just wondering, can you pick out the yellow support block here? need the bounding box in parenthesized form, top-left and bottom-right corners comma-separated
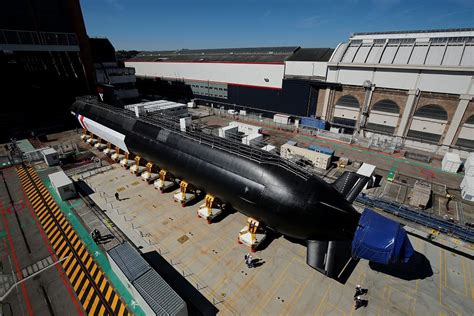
(146, 162, 153, 173)
(180, 181, 188, 200)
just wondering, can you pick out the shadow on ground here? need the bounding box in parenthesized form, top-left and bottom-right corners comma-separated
(369, 251, 433, 280)
(75, 179, 95, 196)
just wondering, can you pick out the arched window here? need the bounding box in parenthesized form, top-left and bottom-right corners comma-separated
(336, 95, 359, 108)
(407, 104, 448, 143)
(365, 100, 400, 134)
(372, 99, 399, 114)
(465, 115, 474, 125)
(413, 104, 447, 121)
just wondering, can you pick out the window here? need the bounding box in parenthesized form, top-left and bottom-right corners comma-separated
(388, 38, 415, 44)
(336, 95, 359, 108)
(406, 130, 441, 143)
(372, 100, 399, 114)
(366, 123, 396, 134)
(413, 104, 448, 121)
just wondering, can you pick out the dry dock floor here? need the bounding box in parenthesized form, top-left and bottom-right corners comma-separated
(85, 165, 473, 315)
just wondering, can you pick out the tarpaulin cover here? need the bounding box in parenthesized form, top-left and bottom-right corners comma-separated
(352, 208, 414, 264)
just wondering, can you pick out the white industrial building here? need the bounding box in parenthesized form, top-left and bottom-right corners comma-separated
(126, 28, 474, 155)
(319, 28, 474, 154)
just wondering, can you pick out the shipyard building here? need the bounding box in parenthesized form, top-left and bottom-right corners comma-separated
(126, 28, 474, 154)
(1, 1, 137, 142)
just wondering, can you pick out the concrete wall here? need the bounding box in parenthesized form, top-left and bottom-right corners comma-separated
(284, 61, 328, 78)
(125, 61, 285, 89)
(327, 66, 474, 95)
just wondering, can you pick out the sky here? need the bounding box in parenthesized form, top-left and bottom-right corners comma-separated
(81, 0, 474, 51)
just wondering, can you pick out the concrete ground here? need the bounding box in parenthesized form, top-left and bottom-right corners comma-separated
(84, 165, 474, 315)
(0, 167, 82, 315)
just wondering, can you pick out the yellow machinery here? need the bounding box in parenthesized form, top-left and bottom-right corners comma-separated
(238, 217, 266, 252)
(154, 169, 175, 192)
(80, 129, 90, 140)
(120, 152, 134, 169)
(141, 162, 159, 182)
(173, 180, 197, 207)
(130, 156, 146, 175)
(103, 142, 114, 155)
(111, 146, 123, 161)
(86, 132, 97, 145)
(159, 169, 167, 182)
(95, 137, 106, 149)
(197, 194, 223, 223)
(180, 181, 188, 201)
(146, 162, 153, 173)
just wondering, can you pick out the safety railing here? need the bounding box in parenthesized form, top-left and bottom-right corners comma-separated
(77, 96, 311, 180)
(0, 29, 78, 46)
(356, 194, 474, 243)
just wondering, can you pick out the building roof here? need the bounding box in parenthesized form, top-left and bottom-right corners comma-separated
(48, 171, 72, 187)
(353, 28, 474, 36)
(330, 30, 474, 68)
(128, 46, 299, 63)
(286, 48, 334, 62)
(108, 242, 186, 315)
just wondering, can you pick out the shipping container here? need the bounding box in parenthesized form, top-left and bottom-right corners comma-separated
(218, 125, 239, 139)
(228, 121, 262, 135)
(242, 133, 263, 147)
(42, 148, 59, 166)
(273, 113, 291, 125)
(460, 175, 474, 202)
(48, 171, 76, 201)
(464, 153, 474, 176)
(281, 143, 331, 170)
(308, 144, 334, 156)
(441, 152, 461, 173)
(301, 117, 327, 130)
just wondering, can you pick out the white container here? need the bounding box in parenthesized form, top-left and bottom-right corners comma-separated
(179, 117, 192, 132)
(273, 114, 290, 125)
(441, 152, 461, 173)
(460, 175, 474, 201)
(239, 110, 247, 116)
(228, 121, 262, 135)
(48, 171, 76, 201)
(464, 153, 474, 176)
(187, 101, 196, 108)
(357, 163, 376, 178)
(242, 133, 263, 146)
(261, 144, 276, 152)
(42, 148, 59, 166)
(218, 126, 239, 138)
(280, 143, 331, 170)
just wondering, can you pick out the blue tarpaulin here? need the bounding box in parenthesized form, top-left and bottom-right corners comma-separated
(352, 208, 414, 264)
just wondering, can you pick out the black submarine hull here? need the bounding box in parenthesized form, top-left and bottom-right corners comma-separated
(72, 100, 360, 241)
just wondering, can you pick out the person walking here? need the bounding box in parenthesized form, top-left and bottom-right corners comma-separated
(115, 192, 120, 201)
(354, 296, 362, 310)
(354, 284, 363, 297)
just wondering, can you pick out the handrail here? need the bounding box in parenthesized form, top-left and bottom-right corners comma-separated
(76, 96, 311, 180)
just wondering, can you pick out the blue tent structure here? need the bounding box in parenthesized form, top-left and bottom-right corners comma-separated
(352, 208, 414, 264)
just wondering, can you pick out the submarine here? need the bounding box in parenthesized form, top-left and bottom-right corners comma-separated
(71, 96, 413, 275)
